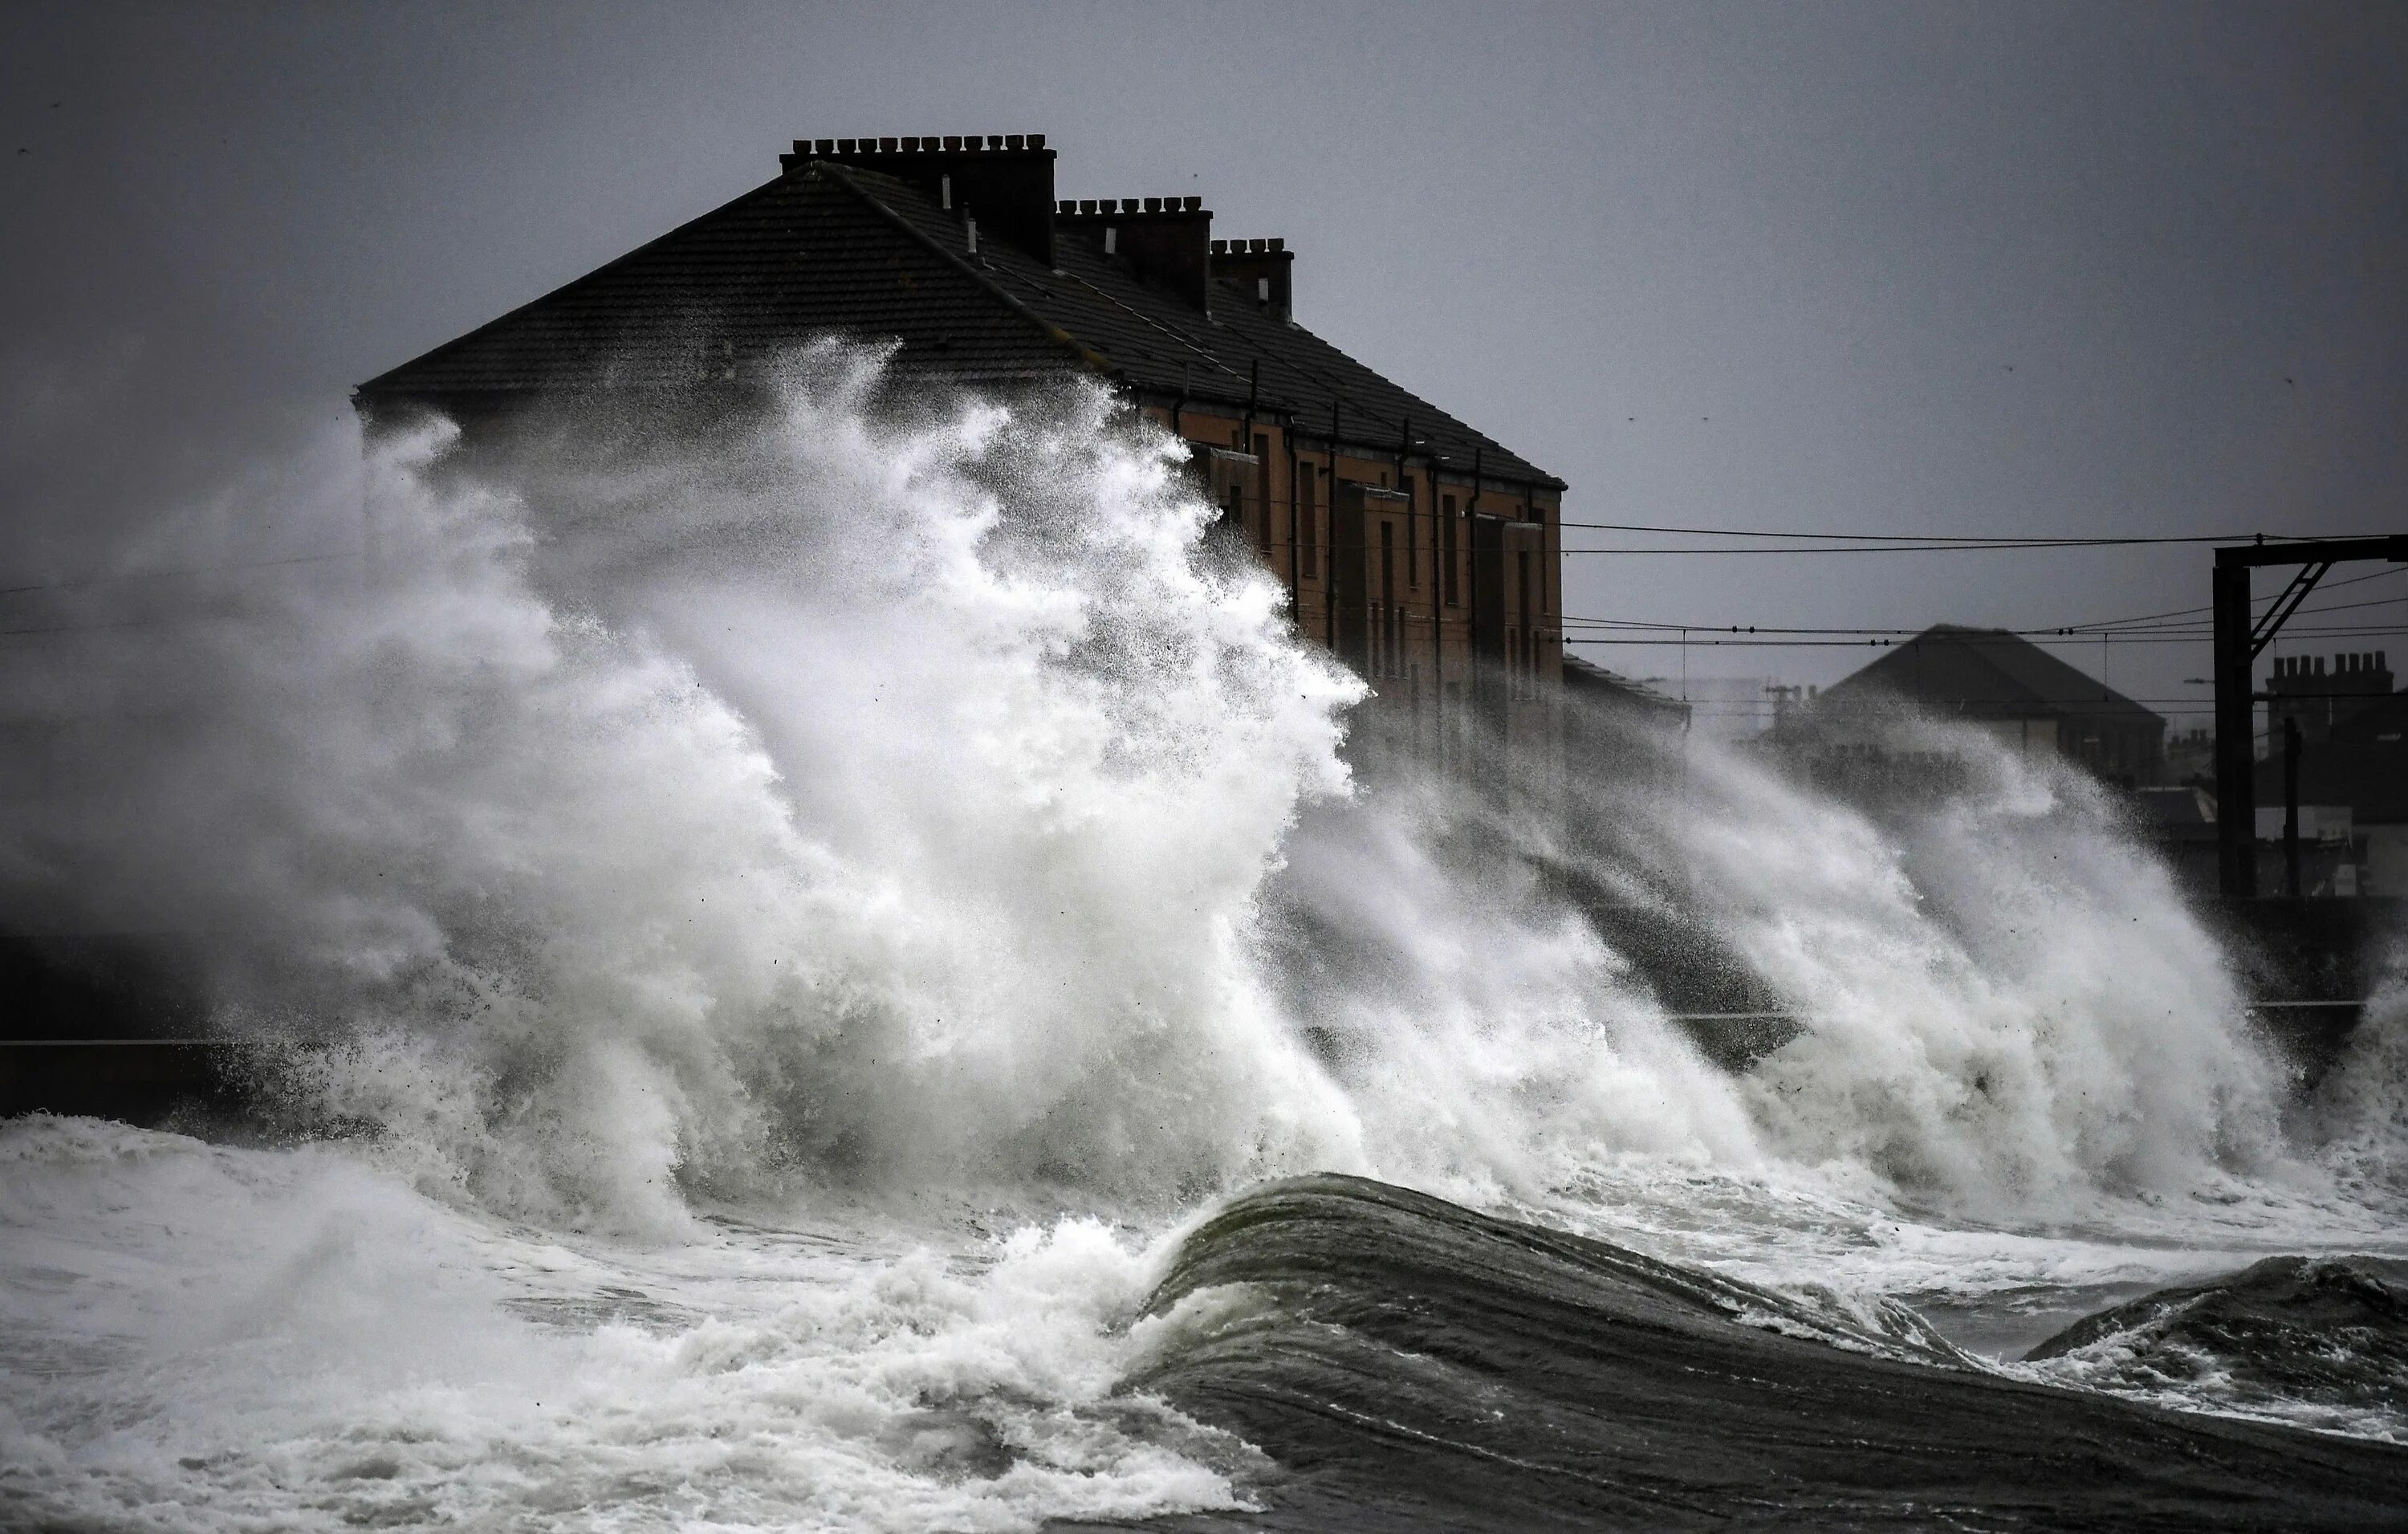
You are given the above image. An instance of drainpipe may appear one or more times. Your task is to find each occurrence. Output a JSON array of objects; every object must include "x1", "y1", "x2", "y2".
[
  {"x1": 1242, "y1": 360, "x2": 1259, "y2": 552},
  {"x1": 1418, "y1": 445, "x2": 1445, "y2": 762},
  {"x1": 1284, "y1": 414, "x2": 1301, "y2": 612},
  {"x1": 1470, "y1": 446, "x2": 1486, "y2": 743}
]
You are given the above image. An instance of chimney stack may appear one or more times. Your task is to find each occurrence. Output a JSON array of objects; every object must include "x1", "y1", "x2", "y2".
[
  {"x1": 1054, "y1": 196, "x2": 1213, "y2": 311},
  {"x1": 782, "y1": 134, "x2": 1056, "y2": 263},
  {"x1": 1209, "y1": 238, "x2": 1295, "y2": 321}
]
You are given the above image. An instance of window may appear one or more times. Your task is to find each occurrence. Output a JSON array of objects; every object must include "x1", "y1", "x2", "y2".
[
  {"x1": 1379, "y1": 522, "x2": 1397, "y2": 679},
  {"x1": 1441, "y1": 494, "x2": 1458, "y2": 606},
  {"x1": 1300, "y1": 462, "x2": 1319, "y2": 579}
]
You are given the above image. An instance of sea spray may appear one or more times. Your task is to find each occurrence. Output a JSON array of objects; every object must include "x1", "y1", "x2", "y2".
[
  {"x1": 0, "y1": 1116, "x2": 1259, "y2": 1532},
  {"x1": 5, "y1": 356, "x2": 2406, "y2": 1531},
  {"x1": 5, "y1": 349, "x2": 2326, "y2": 1226},
  {"x1": 1644, "y1": 723, "x2": 2292, "y2": 1215}
]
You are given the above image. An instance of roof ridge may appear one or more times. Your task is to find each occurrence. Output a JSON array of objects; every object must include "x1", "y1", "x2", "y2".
[{"x1": 817, "y1": 161, "x2": 1108, "y2": 373}]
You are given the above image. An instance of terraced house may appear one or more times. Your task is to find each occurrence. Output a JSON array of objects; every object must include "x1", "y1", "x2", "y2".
[{"x1": 359, "y1": 133, "x2": 1566, "y2": 777}]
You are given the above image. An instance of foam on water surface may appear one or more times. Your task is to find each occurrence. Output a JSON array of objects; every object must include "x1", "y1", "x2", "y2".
[
  {"x1": 1, "y1": 1117, "x2": 1259, "y2": 1532},
  {"x1": 4, "y1": 353, "x2": 2407, "y2": 1526}
]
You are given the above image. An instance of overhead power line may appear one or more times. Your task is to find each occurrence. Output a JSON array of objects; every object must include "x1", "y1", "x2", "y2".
[
  {"x1": 1564, "y1": 535, "x2": 2403, "y2": 555},
  {"x1": 1557, "y1": 521, "x2": 2389, "y2": 547},
  {"x1": 2055, "y1": 562, "x2": 2408, "y2": 632},
  {"x1": 1564, "y1": 627, "x2": 2408, "y2": 650}
]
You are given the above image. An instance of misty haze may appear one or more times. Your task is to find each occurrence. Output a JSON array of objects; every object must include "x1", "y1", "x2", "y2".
[{"x1": 3, "y1": 6, "x2": 2405, "y2": 1531}]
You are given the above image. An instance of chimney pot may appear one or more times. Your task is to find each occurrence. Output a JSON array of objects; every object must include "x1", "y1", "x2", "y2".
[
  {"x1": 816, "y1": 138, "x2": 834, "y2": 153},
  {"x1": 1066, "y1": 195, "x2": 1213, "y2": 307},
  {"x1": 1006, "y1": 134, "x2": 1025, "y2": 149},
  {"x1": 1029, "y1": 133, "x2": 1045, "y2": 149},
  {"x1": 1269, "y1": 237, "x2": 1283, "y2": 251},
  {"x1": 943, "y1": 135, "x2": 962, "y2": 150},
  {"x1": 1057, "y1": 199, "x2": 1074, "y2": 214},
  {"x1": 1184, "y1": 196, "x2": 1201, "y2": 211},
  {"x1": 902, "y1": 136, "x2": 920, "y2": 152},
  {"x1": 837, "y1": 138, "x2": 857, "y2": 153},
  {"x1": 879, "y1": 137, "x2": 898, "y2": 153}
]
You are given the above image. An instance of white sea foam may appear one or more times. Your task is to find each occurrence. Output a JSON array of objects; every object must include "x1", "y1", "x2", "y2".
[
  {"x1": 5, "y1": 352, "x2": 2406, "y2": 1526},
  {"x1": 0, "y1": 1115, "x2": 1259, "y2": 1532}
]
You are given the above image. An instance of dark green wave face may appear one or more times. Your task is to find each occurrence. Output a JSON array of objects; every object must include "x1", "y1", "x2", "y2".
[
  {"x1": 2024, "y1": 1255, "x2": 2408, "y2": 1440},
  {"x1": 1076, "y1": 1175, "x2": 2408, "y2": 1532}
]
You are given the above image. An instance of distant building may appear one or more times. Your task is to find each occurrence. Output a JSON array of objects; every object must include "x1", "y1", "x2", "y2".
[
  {"x1": 2266, "y1": 650, "x2": 2390, "y2": 745},
  {"x1": 2163, "y1": 724, "x2": 2215, "y2": 787},
  {"x1": 2257, "y1": 654, "x2": 2406, "y2": 897},
  {"x1": 356, "y1": 133, "x2": 1564, "y2": 782},
  {"x1": 1792, "y1": 625, "x2": 2167, "y2": 786}
]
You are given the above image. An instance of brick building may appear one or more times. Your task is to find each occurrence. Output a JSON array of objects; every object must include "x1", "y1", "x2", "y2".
[{"x1": 357, "y1": 134, "x2": 1565, "y2": 779}]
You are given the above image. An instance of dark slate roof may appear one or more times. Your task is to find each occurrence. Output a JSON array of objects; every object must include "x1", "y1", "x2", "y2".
[
  {"x1": 1562, "y1": 655, "x2": 1687, "y2": 715},
  {"x1": 359, "y1": 160, "x2": 1559, "y2": 487},
  {"x1": 2132, "y1": 785, "x2": 2217, "y2": 829},
  {"x1": 1814, "y1": 625, "x2": 2166, "y2": 730},
  {"x1": 356, "y1": 168, "x2": 1069, "y2": 394}
]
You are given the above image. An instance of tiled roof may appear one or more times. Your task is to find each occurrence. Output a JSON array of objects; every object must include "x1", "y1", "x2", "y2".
[
  {"x1": 356, "y1": 169, "x2": 1073, "y2": 394},
  {"x1": 1562, "y1": 655, "x2": 1687, "y2": 714},
  {"x1": 1816, "y1": 625, "x2": 2166, "y2": 728},
  {"x1": 358, "y1": 160, "x2": 1558, "y2": 487}
]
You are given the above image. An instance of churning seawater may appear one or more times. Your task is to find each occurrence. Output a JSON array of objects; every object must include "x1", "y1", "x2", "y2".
[{"x1": 5, "y1": 352, "x2": 2406, "y2": 1530}]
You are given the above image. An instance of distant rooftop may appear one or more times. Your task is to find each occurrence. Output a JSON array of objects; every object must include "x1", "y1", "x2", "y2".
[
  {"x1": 1816, "y1": 625, "x2": 2165, "y2": 728},
  {"x1": 1562, "y1": 655, "x2": 1689, "y2": 715}
]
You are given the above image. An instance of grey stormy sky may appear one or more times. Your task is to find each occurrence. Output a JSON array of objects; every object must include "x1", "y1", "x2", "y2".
[{"x1": 3, "y1": 0, "x2": 2402, "y2": 723}]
